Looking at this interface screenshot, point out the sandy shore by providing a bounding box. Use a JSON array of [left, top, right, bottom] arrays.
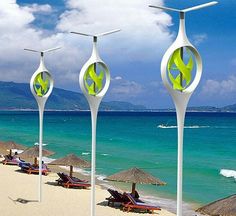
[[0, 163, 175, 216]]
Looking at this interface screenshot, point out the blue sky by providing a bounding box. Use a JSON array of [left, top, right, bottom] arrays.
[[0, 0, 235, 108]]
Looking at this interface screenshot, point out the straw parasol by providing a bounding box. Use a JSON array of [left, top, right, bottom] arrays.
[[49, 154, 91, 177], [196, 194, 236, 216], [104, 167, 166, 196], [0, 141, 26, 156], [19, 145, 54, 164]]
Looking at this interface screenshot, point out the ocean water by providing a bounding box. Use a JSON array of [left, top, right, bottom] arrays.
[[0, 111, 235, 210]]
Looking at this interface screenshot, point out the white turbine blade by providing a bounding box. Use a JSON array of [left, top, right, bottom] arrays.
[[182, 1, 218, 12], [42, 47, 62, 53], [24, 48, 40, 53], [95, 29, 121, 37], [149, 5, 181, 12], [70, 31, 95, 37]]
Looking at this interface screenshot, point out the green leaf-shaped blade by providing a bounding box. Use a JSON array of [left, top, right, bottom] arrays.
[[84, 63, 105, 96], [168, 48, 194, 91], [33, 73, 50, 97]]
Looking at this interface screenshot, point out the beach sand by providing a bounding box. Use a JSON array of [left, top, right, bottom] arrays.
[[0, 163, 175, 216]]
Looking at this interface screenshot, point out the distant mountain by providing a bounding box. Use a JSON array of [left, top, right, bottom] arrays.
[[0, 81, 235, 112], [148, 105, 236, 113], [221, 104, 236, 112], [187, 105, 236, 112], [187, 106, 220, 112], [0, 81, 146, 111]]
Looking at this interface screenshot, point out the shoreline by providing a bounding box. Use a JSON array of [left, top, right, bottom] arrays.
[[0, 109, 236, 113], [0, 154, 204, 216], [48, 160, 202, 216], [0, 160, 176, 216]]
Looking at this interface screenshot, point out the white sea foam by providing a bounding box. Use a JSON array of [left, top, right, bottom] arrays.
[[74, 167, 90, 176], [96, 175, 108, 182], [59, 166, 90, 176], [82, 152, 90, 155], [34, 142, 48, 146], [101, 153, 109, 156], [11, 149, 24, 154], [42, 157, 55, 164], [141, 195, 203, 216], [157, 125, 210, 129], [220, 169, 236, 180]]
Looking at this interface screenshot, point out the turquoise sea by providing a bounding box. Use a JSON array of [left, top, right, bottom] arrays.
[[0, 111, 235, 211]]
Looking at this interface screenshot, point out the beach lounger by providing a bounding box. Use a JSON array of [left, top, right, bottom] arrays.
[[23, 164, 50, 175], [26, 167, 50, 175], [2, 156, 24, 165], [56, 172, 88, 185], [19, 162, 31, 172], [106, 189, 129, 206], [2, 159, 18, 165], [122, 193, 161, 214], [61, 174, 91, 189], [56, 172, 65, 185], [18, 161, 31, 172]]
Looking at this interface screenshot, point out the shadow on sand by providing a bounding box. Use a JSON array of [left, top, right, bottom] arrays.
[[97, 201, 122, 210], [8, 197, 38, 204], [45, 181, 59, 187], [97, 201, 159, 214]]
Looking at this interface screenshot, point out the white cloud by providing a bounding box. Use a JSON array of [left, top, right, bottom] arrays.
[[0, 0, 84, 89], [113, 76, 122, 80], [201, 75, 236, 96], [109, 76, 145, 97], [57, 0, 173, 62], [23, 3, 52, 14], [0, 0, 174, 100], [105, 77, 170, 108], [192, 33, 208, 46]]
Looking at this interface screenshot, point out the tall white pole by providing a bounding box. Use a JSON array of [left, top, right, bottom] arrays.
[[89, 37, 100, 216], [150, 3, 217, 215], [38, 103, 44, 202], [175, 100, 189, 216], [73, 29, 120, 216], [90, 106, 98, 216], [27, 48, 56, 202]]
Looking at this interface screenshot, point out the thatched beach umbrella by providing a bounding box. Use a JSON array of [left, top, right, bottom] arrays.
[[105, 167, 166, 196], [19, 145, 54, 164], [0, 141, 26, 156], [0, 141, 8, 155], [49, 154, 91, 177], [196, 194, 236, 216]]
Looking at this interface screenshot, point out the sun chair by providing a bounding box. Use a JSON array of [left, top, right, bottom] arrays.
[[19, 161, 31, 168], [106, 189, 129, 206], [19, 162, 31, 172], [56, 172, 72, 185], [4, 155, 13, 160], [24, 164, 50, 176], [56, 172, 88, 185], [61, 174, 91, 189], [56, 172, 65, 185], [2, 159, 18, 165], [122, 193, 161, 214], [2, 156, 25, 165]]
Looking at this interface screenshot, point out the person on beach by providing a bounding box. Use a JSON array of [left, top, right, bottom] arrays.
[[128, 190, 140, 199]]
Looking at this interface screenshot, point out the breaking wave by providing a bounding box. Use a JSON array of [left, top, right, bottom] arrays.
[[82, 152, 90, 155], [157, 125, 210, 129], [220, 169, 236, 180]]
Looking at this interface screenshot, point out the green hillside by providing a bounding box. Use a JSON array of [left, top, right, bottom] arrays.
[[0, 81, 146, 111]]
